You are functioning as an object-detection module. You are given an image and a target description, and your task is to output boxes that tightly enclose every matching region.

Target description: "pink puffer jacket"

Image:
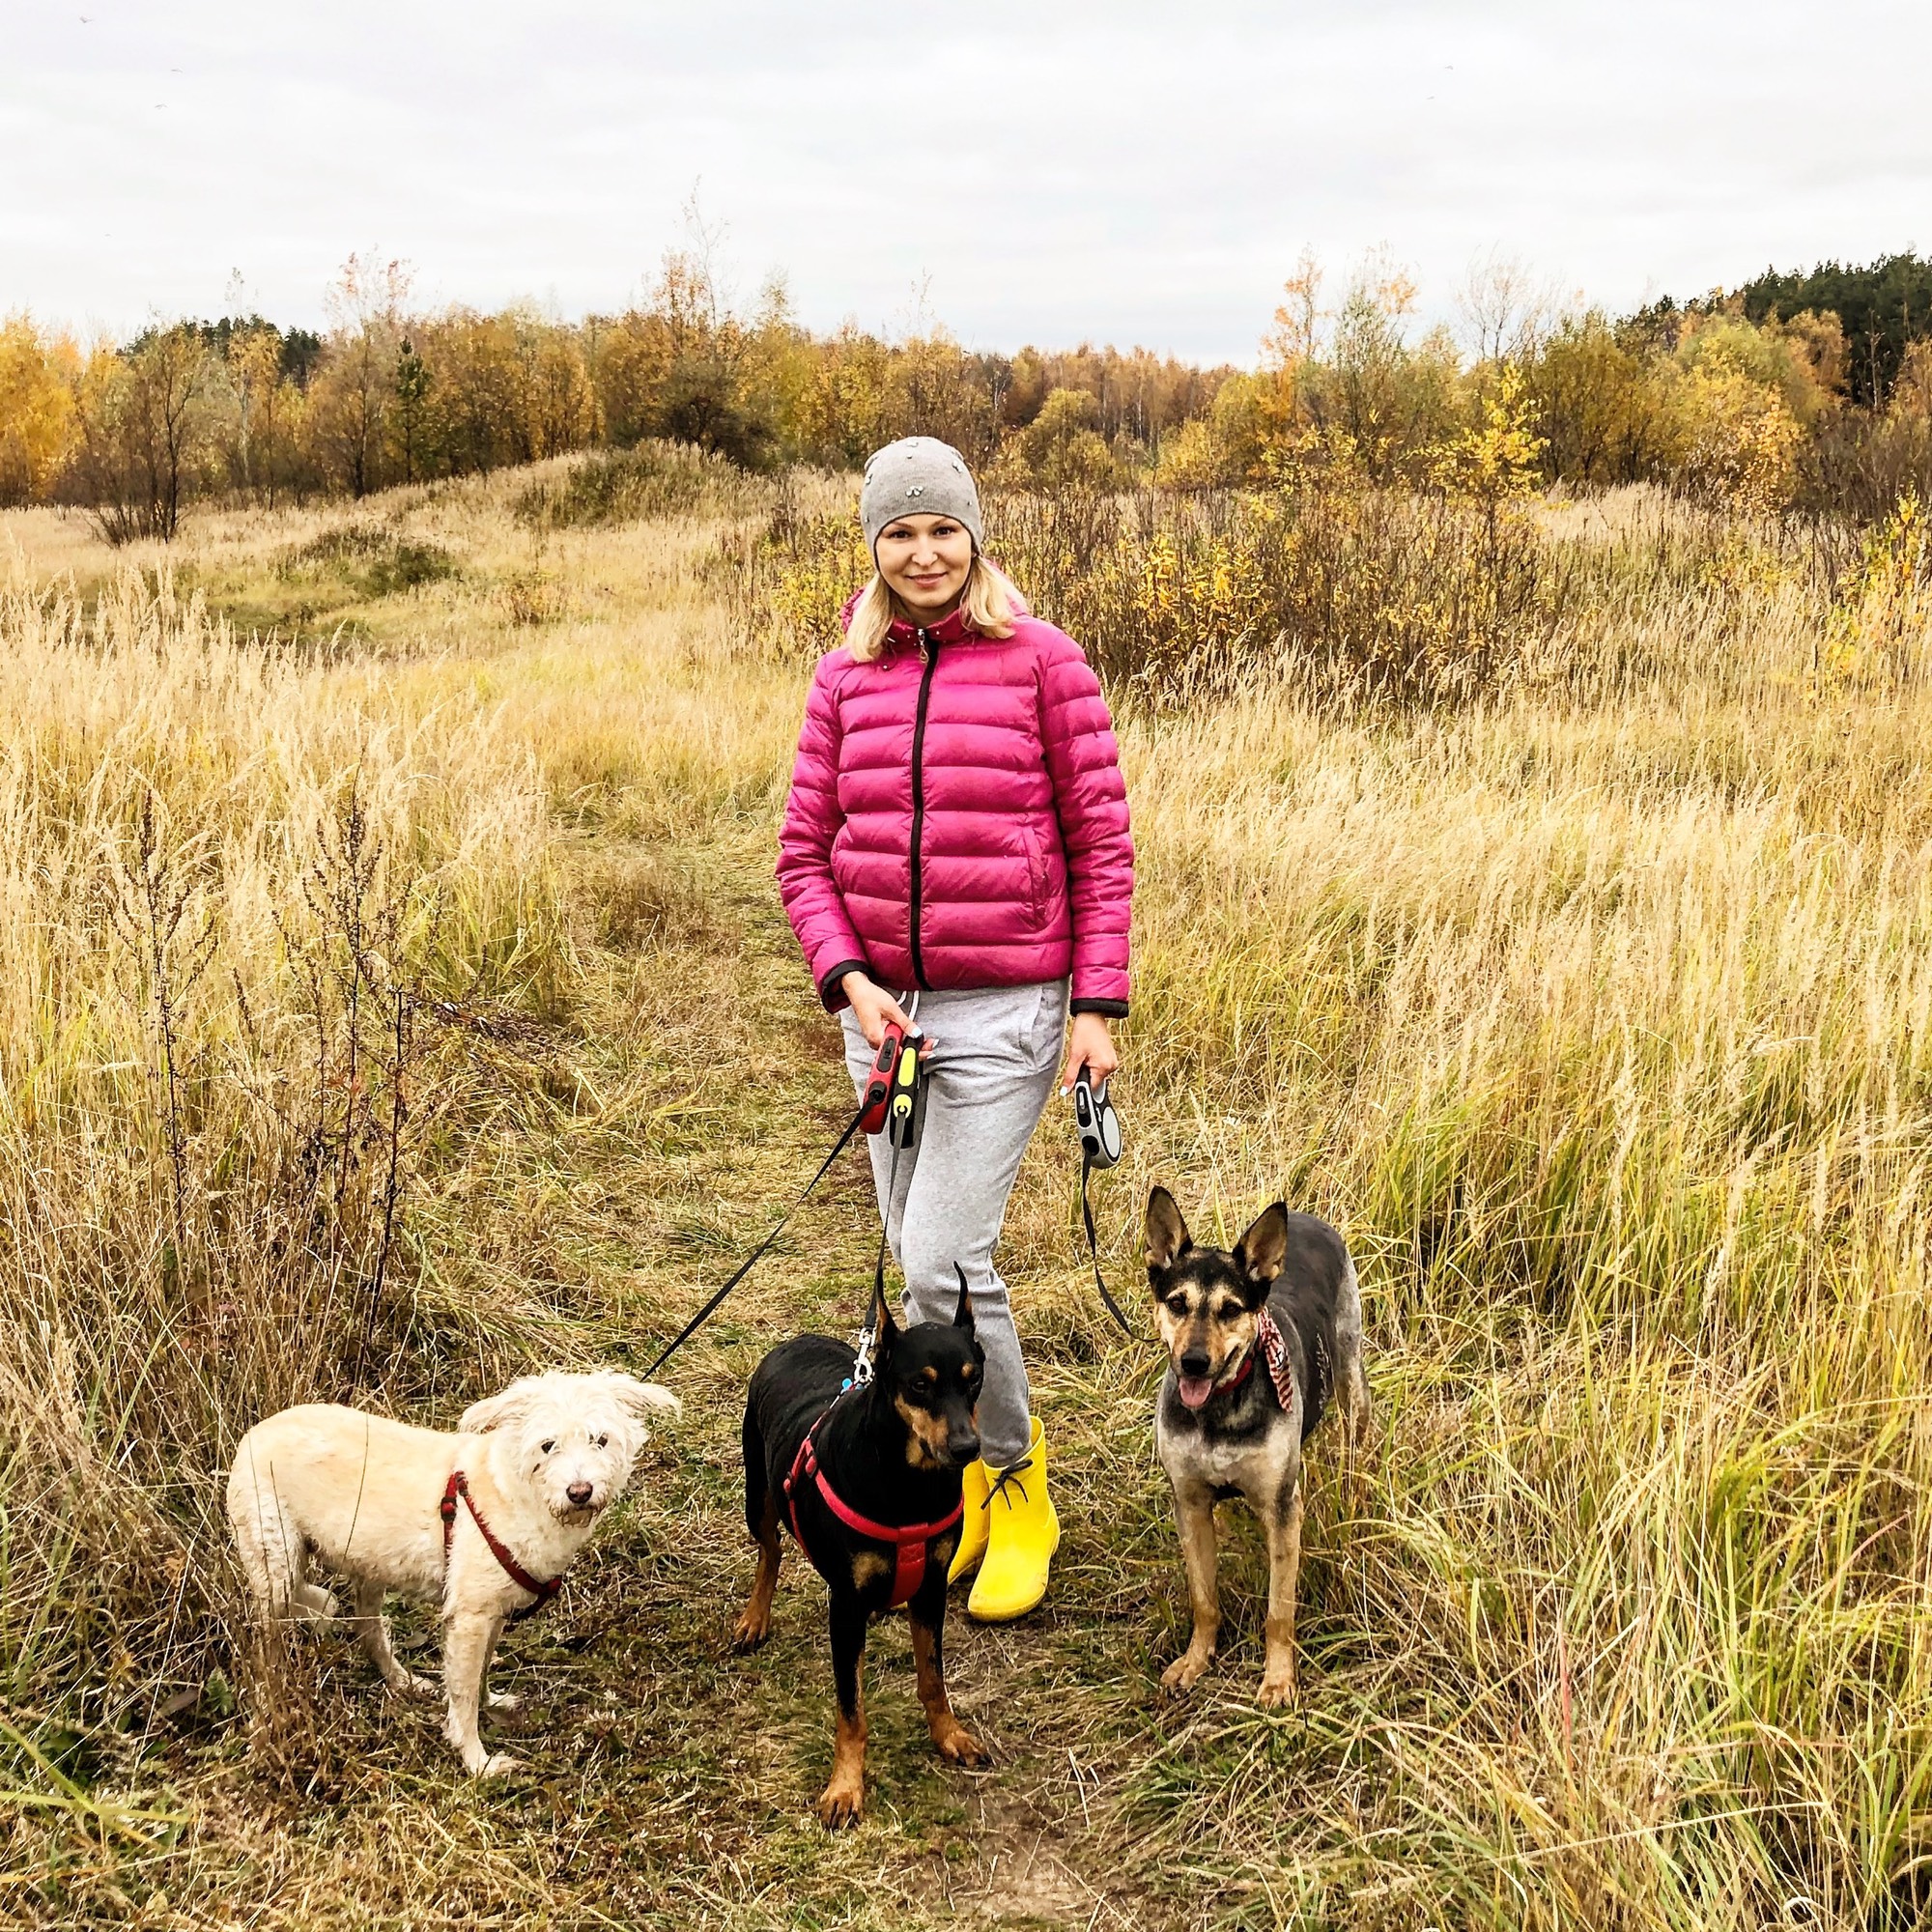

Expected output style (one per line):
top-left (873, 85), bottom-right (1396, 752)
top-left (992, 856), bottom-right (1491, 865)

top-left (777, 598), bottom-right (1133, 1014)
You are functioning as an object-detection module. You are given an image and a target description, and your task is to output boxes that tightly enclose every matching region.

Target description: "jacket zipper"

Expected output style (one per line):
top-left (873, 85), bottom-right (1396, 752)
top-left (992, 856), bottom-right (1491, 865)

top-left (907, 628), bottom-right (940, 987)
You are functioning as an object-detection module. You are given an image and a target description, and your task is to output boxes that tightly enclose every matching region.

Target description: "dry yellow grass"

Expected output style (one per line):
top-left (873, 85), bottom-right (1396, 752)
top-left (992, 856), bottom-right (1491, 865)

top-left (2, 472), bottom-right (1929, 1929)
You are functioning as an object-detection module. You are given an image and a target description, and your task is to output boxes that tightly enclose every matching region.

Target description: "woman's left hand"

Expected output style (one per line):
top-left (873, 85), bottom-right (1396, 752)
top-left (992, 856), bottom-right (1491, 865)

top-left (1059, 1012), bottom-right (1121, 1094)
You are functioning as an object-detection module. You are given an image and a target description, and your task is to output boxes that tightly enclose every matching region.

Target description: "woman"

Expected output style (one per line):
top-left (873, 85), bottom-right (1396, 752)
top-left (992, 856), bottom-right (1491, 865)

top-left (777, 436), bottom-right (1134, 1621)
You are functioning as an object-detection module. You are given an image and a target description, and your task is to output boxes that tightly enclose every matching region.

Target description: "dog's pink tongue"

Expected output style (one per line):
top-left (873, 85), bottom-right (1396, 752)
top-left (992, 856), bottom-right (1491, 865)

top-left (1178, 1376), bottom-right (1213, 1409)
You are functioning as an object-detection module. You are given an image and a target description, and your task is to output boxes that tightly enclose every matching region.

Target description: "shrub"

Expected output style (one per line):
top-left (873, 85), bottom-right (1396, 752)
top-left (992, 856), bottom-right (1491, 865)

top-left (513, 440), bottom-right (753, 528)
top-left (1821, 490), bottom-right (1932, 686)
top-left (731, 475), bottom-right (1575, 707)
top-left (275, 523), bottom-right (459, 599)
top-left (1674, 361), bottom-right (1804, 514)
top-left (989, 482), bottom-right (1570, 705)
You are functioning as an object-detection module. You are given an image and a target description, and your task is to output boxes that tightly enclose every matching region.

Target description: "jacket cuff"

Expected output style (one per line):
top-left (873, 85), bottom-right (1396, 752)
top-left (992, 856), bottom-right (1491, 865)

top-left (1069, 997), bottom-right (1129, 1019)
top-left (816, 959), bottom-right (869, 1013)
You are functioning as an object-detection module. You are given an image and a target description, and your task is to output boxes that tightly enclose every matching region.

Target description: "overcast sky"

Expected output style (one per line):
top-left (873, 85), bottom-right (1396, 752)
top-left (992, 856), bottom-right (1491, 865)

top-left (4, 1), bottom-right (1928, 363)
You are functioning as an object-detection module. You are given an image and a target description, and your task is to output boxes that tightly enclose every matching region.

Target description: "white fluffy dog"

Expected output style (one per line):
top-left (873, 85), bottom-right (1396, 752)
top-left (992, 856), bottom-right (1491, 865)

top-left (226, 1372), bottom-right (679, 1776)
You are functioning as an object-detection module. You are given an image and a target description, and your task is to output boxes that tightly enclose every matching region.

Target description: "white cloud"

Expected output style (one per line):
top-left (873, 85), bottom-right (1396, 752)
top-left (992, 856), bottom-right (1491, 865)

top-left (2, 0), bottom-right (1926, 358)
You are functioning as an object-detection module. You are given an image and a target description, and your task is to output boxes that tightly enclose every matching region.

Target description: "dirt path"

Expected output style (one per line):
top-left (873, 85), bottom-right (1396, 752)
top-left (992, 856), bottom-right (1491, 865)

top-left (171, 807), bottom-right (1244, 1931)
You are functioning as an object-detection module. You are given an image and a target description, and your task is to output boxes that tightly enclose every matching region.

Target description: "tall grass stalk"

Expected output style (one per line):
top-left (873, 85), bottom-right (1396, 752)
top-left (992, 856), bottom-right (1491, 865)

top-left (0, 564), bottom-right (570, 1727)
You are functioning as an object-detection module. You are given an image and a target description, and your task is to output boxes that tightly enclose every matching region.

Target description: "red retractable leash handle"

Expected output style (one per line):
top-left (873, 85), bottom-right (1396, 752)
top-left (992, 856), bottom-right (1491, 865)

top-left (858, 1020), bottom-right (912, 1135)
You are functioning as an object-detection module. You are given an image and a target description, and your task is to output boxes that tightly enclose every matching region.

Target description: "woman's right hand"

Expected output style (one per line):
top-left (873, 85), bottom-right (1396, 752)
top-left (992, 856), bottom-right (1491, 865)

top-left (841, 971), bottom-right (916, 1049)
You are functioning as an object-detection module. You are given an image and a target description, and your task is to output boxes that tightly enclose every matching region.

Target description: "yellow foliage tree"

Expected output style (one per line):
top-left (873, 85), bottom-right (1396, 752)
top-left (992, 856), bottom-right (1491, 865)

top-left (0, 316), bottom-right (80, 505)
top-left (1431, 363), bottom-right (1548, 508)
top-left (1676, 361), bottom-right (1803, 513)
top-left (992, 387), bottom-right (1125, 490)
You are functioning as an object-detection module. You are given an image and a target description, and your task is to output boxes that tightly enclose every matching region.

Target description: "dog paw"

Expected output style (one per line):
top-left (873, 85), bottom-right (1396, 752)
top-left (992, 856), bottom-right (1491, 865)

top-left (1160, 1651), bottom-right (1212, 1696)
top-left (484, 1690), bottom-right (523, 1715)
top-left (387, 1672), bottom-right (439, 1700)
top-left (730, 1609), bottom-right (772, 1651)
top-left (814, 1777), bottom-right (865, 1830)
top-left (475, 1751), bottom-right (521, 1780)
top-left (294, 1584), bottom-right (339, 1626)
top-left (933, 1723), bottom-right (990, 1768)
top-left (1256, 1672), bottom-right (1299, 1711)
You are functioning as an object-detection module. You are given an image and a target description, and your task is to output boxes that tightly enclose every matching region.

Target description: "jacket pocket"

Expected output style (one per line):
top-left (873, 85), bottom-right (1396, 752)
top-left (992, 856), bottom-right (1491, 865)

top-left (1020, 823), bottom-right (1048, 923)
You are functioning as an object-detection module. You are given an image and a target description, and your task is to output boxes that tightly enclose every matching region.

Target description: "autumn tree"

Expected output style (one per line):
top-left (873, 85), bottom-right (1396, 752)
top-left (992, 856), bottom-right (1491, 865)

top-left (1526, 312), bottom-right (1671, 484)
top-left (392, 335), bottom-right (431, 485)
top-left (307, 253), bottom-right (413, 497)
top-left (66, 324), bottom-right (218, 541)
top-left (0, 316), bottom-right (79, 505)
top-left (415, 310), bottom-right (518, 474)
top-left (993, 387), bottom-right (1126, 489)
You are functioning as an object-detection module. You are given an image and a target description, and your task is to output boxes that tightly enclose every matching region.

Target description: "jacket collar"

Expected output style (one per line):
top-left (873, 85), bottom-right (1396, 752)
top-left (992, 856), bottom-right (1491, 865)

top-left (883, 604), bottom-right (980, 654)
top-left (836, 580), bottom-right (1032, 657)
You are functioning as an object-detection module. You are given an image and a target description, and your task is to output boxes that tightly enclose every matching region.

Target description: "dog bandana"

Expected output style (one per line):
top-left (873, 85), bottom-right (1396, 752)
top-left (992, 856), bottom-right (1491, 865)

top-left (1253, 1309), bottom-right (1301, 1418)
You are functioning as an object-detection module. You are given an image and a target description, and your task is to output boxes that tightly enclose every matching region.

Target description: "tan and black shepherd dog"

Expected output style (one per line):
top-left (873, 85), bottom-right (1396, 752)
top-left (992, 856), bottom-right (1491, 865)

top-left (1145, 1186), bottom-right (1371, 1707)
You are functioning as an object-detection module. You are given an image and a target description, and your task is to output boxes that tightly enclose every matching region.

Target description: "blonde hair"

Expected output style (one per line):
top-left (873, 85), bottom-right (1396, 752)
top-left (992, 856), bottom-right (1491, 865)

top-left (845, 555), bottom-right (1019, 664)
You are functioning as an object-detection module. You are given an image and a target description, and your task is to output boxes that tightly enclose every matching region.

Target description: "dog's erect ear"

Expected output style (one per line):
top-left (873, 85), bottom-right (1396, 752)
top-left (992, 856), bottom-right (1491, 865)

top-left (460, 1377), bottom-right (543, 1435)
top-left (952, 1264), bottom-right (976, 1334)
top-left (1145, 1186), bottom-right (1192, 1272)
top-left (872, 1291), bottom-right (897, 1358)
top-left (596, 1374), bottom-right (682, 1425)
top-left (1235, 1203), bottom-right (1290, 1303)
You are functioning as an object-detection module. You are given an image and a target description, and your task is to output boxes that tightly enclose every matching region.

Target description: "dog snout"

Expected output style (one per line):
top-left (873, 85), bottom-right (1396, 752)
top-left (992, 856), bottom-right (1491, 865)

top-left (1179, 1349), bottom-right (1211, 1378)
top-left (946, 1427), bottom-right (981, 1466)
top-left (566, 1480), bottom-right (594, 1509)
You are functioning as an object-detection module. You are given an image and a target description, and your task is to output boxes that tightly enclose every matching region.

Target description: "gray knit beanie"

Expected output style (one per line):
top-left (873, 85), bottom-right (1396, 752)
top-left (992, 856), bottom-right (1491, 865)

top-left (860, 437), bottom-right (983, 555)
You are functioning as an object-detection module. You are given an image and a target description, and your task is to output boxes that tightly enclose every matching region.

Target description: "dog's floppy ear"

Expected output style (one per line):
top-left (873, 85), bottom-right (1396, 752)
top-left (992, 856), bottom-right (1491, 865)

top-left (1145, 1186), bottom-right (1192, 1272)
top-left (1235, 1203), bottom-right (1290, 1304)
top-left (460, 1377), bottom-right (543, 1435)
top-left (596, 1374), bottom-right (682, 1424)
top-left (951, 1264), bottom-right (976, 1334)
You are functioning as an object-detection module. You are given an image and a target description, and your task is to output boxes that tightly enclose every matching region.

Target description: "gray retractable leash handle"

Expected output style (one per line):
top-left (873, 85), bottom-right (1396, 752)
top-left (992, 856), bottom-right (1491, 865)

top-left (1073, 1067), bottom-right (1122, 1169)
top-left (1072, 1068), bottom-right (1135, 1337)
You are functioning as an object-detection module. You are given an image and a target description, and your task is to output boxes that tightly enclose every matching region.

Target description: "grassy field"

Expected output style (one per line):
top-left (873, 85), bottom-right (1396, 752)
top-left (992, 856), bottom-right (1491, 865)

top-left (2, 465), bottom-right (1930, 1930)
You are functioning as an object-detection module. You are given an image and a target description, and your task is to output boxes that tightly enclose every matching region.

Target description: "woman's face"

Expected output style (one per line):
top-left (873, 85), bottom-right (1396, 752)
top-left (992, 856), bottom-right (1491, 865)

top-left (874, 513), bottom-right (974, 620)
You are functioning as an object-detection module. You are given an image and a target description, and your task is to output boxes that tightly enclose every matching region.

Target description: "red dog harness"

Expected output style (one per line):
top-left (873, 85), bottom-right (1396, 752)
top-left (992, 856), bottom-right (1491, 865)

top-left (782, 1417), bottom-right (964, 1609)
top-left (440, 1469), bottom-right (561, 1624)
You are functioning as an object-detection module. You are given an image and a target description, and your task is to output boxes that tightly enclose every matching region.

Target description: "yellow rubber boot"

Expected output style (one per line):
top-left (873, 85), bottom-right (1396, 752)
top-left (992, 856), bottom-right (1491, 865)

top-left (966, 1417), bottom-right (1059, 1623)
top-left (948, 1459), bottom-right (991, 1584)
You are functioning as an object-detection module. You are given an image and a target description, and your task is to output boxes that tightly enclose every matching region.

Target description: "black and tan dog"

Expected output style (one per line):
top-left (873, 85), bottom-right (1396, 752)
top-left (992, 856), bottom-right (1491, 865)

top-left (1146, 1186), bottom-right (1370, 1708)
top-left (734, 1271), bottom-right (989, 1827)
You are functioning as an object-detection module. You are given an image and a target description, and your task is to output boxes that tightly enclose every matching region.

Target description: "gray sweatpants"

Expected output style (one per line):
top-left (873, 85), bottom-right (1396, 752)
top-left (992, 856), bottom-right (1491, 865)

top-left (841, 980), bottom-right (1068, 1467)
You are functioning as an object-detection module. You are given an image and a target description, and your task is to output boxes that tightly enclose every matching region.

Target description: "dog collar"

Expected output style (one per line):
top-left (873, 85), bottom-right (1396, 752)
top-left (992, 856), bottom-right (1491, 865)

top-left (440, 1469), bottom-right (562, 1623)
top-left (1213, 1349), bottom-right (1258, 1396)
top-left (1208, 1312), bottom-right (1298, 1411)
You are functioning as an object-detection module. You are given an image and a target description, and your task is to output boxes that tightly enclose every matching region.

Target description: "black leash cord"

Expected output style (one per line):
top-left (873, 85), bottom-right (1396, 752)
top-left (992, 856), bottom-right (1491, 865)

top-left (642, 1100), bottom-right (867, 1379)
top-left (1080, 1151), bottom-right (1140, 1341)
